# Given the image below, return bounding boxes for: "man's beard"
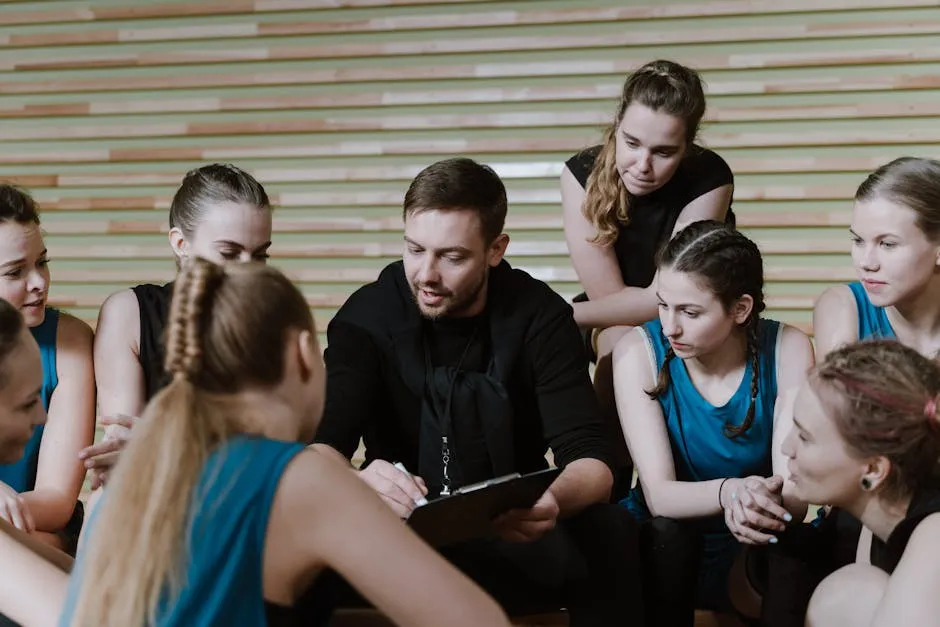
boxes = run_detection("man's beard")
[411,269,488,320]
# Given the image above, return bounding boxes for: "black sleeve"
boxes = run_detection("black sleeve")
[683,147,734,203]
[564,145,602,189]
[312,319,382,457]
[527,296,613,471]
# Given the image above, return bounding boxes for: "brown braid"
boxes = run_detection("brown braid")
[647,345,675,399]
[725,319,761,438]
[164,257,225,380]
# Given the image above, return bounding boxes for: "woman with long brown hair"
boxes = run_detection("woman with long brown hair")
[784,340,940,626]
[0,185,94,555]
[60,259,511,627]
[561,60,735,497]
[613,221,812,625]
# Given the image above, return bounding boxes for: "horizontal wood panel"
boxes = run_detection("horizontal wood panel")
[3,14,938,51]
[29,210,855,236]
[1,0,933,29]
[4,0,938,343]
[6,48,940,96]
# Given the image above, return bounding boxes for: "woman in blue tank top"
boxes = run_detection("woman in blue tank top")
[0,185,95,555]
[613,221,813,624]
[0,299,74,626]
[814,157,940,360]
[62,259,511,627]
[807,158,940,614]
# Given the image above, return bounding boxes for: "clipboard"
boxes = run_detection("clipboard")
[407,467,561,548]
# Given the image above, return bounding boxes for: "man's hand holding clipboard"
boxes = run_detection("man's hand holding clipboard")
[406,468,562,548]
[492,488,560,543]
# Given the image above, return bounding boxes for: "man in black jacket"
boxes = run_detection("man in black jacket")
[311,158,643,625]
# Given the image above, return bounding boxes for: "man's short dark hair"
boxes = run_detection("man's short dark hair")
[402,157,507,244]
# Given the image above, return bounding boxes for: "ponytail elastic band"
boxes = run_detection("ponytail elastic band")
[925,395,939,420]
[925,395,940,437]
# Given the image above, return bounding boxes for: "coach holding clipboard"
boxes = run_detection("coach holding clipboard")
[307,158,645,626]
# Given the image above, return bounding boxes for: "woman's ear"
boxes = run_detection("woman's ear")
[861,456,892,493]
[295,329,319,382]
[732,294,755,325]
[168,227,188,263]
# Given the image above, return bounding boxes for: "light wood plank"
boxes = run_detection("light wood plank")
[6,85,940,123]
[5,110,940,145]
[0,0,931,28]
[8,20,940,71]
[36,210,855,236]
[0,0,504,27]
[46,288,844,312]
[29,185,856,212]
[46,264,855,287]
[6,50,940,95]
[42,237,851,261]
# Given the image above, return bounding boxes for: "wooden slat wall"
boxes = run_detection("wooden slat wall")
[2,0,940,339]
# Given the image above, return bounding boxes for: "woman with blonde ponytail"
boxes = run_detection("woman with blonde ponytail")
[60,259,511,627]
[561,60,735,500]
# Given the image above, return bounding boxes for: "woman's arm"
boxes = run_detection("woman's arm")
[772,324,816,520]
[79,290,149,488]
[613,329,726,518]
[269,450,511,627]
[0,519,69,627]
[22,313,95,533]
[560,165,626,302]
[813,285,860,361]
[615,329,789,542]
[571,185,733,329]
[93,290,146,418]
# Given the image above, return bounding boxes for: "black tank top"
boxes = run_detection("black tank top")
[871,487,940,573]
[565,145,734,289]
[131,282,174,401]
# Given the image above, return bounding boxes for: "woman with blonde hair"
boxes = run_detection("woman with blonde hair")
[561,60,735,497]
[814,156,940,360]
[83,164,275,488]
[60,259,511,627]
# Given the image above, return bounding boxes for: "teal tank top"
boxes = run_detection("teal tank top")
[847,281,896,340]
[622,318,782,523]
[60,435,305,626]
[0,308,58,492]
